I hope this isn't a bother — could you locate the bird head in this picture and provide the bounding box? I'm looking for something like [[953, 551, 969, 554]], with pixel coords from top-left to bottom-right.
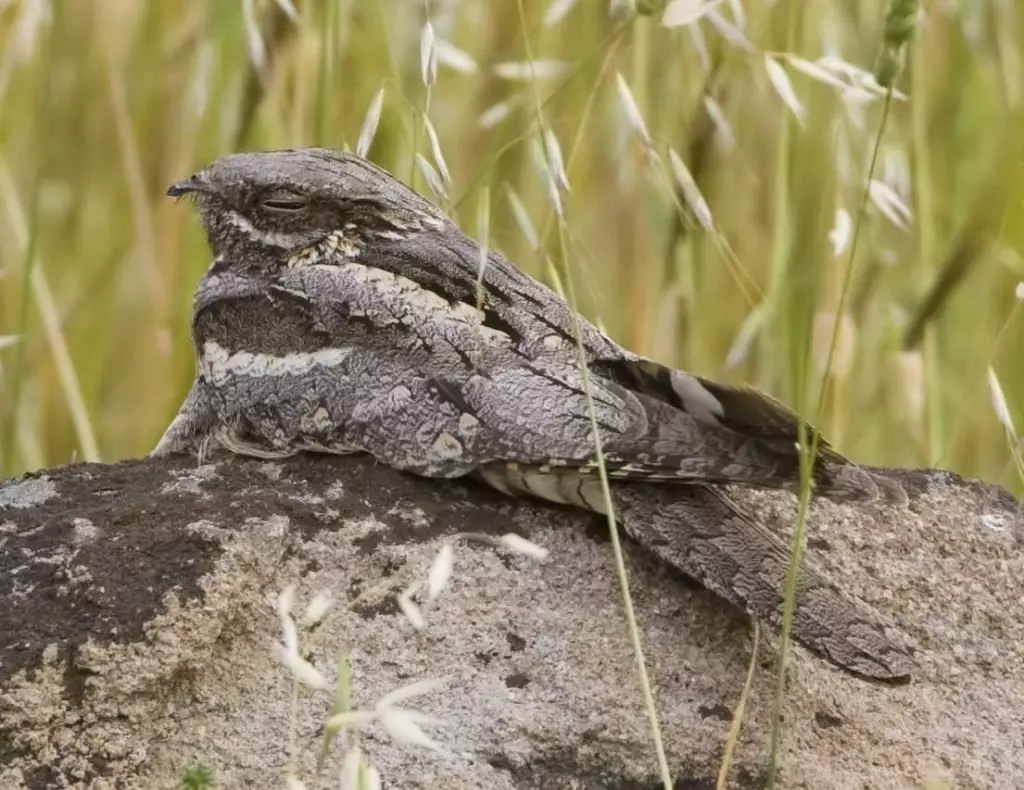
[[167, 148, 450, 268]]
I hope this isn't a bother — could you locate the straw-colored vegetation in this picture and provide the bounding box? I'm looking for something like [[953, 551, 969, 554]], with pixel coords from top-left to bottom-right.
[[0, 0, 1021, 493]]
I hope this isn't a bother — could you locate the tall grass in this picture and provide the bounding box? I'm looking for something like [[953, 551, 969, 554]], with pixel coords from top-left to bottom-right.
[[0, 1, 1020, 492]]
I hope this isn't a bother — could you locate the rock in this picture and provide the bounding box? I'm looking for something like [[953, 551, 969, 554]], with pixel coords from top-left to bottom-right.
[[0, 454, 1021, 789]]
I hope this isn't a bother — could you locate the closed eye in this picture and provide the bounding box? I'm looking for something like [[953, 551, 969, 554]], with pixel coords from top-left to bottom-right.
[[262, 197, 307, 211], [259, 189, 308, 212]]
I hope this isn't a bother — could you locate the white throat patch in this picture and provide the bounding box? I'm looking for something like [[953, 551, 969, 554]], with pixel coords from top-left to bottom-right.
[[225, 210, 310, 249]]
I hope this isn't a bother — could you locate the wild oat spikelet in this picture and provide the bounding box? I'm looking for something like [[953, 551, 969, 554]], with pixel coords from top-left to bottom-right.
[[875, 0, 919, 88]]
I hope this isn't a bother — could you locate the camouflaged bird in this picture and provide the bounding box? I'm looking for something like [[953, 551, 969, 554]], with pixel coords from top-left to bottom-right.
[[155, 148, 915, 681]]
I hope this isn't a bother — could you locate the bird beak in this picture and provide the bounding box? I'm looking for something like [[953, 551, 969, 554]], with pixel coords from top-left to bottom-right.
[[166, 176, 210, 198]]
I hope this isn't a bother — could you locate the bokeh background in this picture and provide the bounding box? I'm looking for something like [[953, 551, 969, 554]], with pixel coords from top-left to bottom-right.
[[0, 0, 1021, 495]]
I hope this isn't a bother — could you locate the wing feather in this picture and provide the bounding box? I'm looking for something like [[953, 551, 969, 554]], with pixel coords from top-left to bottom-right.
[[191, 257, 902, 502]]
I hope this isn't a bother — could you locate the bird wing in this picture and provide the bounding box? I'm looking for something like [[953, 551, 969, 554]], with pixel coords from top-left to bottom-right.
[[192, 259, 891, 500], [590, 355, 847, 460], [588, 354, 906, 503]]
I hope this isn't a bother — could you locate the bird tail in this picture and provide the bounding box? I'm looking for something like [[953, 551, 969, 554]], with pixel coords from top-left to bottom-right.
[[611, 482, 915, 681], [593, 456, 909, 507], [810, 461, 910, 506]]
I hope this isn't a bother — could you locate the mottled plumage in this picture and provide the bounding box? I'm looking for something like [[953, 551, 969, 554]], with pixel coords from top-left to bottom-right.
[[156, 148, 914, 681]]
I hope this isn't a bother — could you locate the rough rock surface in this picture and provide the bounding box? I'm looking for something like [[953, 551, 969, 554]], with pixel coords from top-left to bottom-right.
[[0, 454, 1021, 790]]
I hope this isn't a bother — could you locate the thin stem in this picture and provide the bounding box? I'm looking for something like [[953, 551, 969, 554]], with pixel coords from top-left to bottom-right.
[[766, 83, 898, 790], [764, 421, 813, 788], [514, 1, 671, 783], [816, 93, 893, 417], [761, 3, 798, 397], [315, 0, 338, 146], [717, 623, 760, 790], [762, 2, 799, 777], [910, 22, 941, 465], [3, 4, 61, 474], [561, 223, 674, 790]]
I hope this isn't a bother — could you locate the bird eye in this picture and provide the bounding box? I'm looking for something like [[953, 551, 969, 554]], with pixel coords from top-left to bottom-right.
[[260, 191, 307, 212]]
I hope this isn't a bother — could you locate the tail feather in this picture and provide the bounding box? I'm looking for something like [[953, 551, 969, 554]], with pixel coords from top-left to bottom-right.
[[589, 456, 908, 506], [591, 355, 910, 505], [822, 463, 909, 506], [613, 482, 915, 681]]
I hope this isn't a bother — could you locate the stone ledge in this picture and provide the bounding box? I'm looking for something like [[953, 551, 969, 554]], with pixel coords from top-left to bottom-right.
[[0, 454, 1021, 789]]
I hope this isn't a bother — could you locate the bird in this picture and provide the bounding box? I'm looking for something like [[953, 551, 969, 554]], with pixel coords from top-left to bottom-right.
[[155, 147, 914, 681]]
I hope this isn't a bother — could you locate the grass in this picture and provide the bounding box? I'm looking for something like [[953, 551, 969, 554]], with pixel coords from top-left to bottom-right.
[[179, 760, 215, 790], [0, 0, 1019, 491], [1, 0, 1022, 786]]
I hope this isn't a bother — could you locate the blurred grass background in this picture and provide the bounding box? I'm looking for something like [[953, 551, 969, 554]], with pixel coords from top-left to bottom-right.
[[0, 0, 1021, 495]]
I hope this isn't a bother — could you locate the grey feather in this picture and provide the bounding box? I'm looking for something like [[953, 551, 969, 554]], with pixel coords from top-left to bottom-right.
[[157, 148, 915, 680], [614, 483, 914, 680]]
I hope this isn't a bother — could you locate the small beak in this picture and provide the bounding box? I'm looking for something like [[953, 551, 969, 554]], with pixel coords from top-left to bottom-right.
[[166, 176, 210, 198]]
